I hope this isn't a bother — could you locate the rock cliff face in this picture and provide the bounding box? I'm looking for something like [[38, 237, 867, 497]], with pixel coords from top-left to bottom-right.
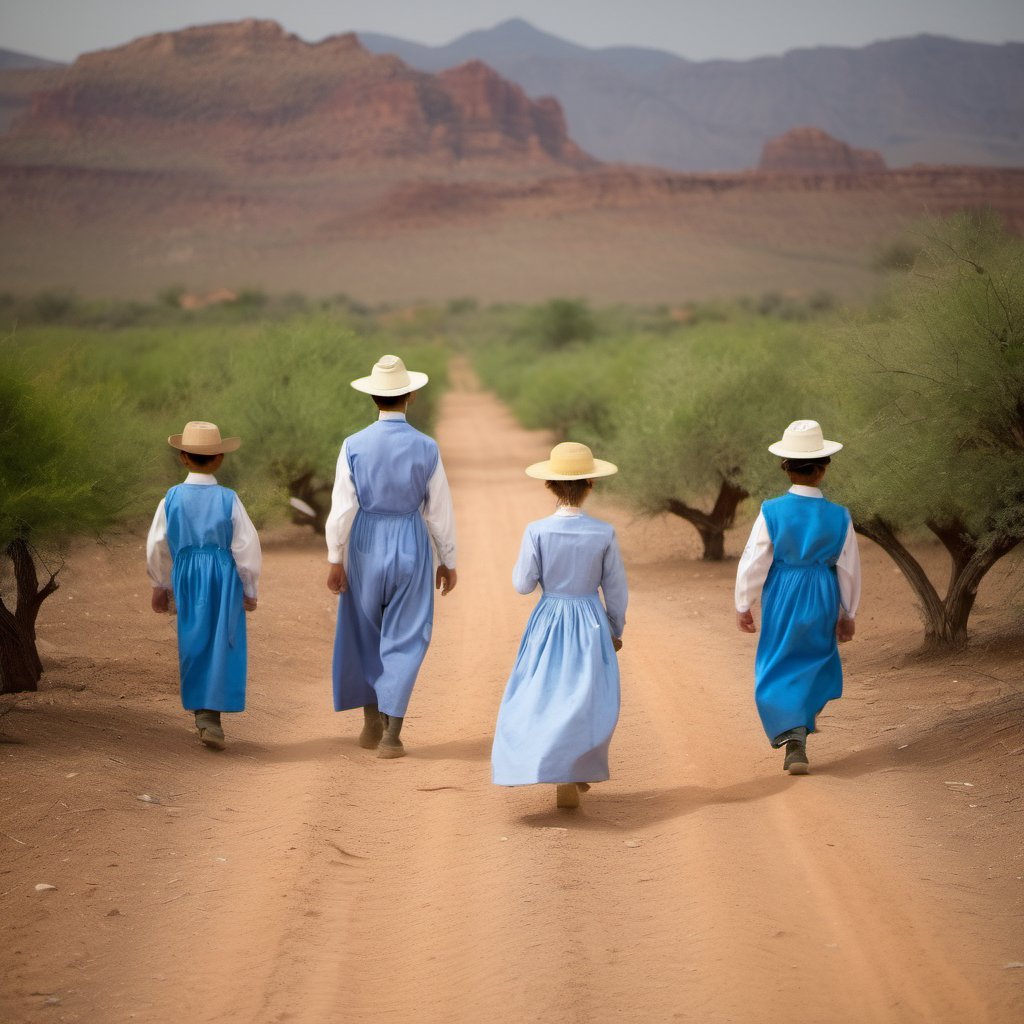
[[4, 20, 593, 172], [758, 127, 887, 174]]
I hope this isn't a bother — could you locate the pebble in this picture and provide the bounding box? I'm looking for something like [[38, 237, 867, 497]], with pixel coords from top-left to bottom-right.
[[137, 794, 160, 804], [1004, 962, 1024, 970], [35, 884, 57, 892]]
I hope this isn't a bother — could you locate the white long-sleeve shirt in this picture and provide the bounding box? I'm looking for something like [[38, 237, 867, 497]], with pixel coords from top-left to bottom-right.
[[146, 473, 262, 599], [734, 485, 861, 618], [325, 412, 457, 568]]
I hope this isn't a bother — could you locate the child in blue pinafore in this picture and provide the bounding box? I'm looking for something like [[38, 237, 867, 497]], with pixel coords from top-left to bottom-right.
[[492, 442, 628, 810], [735, 420, 860, 774], [147, 421, 261, 750], [326, 355, 457, 760]]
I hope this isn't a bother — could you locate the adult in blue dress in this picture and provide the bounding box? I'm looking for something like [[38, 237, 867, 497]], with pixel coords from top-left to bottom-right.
[[493, 442, 628, 809], [326, 355, 457, 759], [735, 420, 861, 774], [147, 421, 262, 750]]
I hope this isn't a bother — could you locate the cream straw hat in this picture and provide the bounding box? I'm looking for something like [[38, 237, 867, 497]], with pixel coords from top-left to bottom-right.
[[168, 421, 240, 454], [525, 441, 618, 481], [350, 354, 429, 397], [768, 420, 843, 459]]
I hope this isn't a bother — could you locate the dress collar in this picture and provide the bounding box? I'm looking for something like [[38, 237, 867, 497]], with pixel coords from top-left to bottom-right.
[[184, 472, 217, 485], [553, 505, 583, 518], [378, 411, 407, 422], [789, 484, 823, 498]]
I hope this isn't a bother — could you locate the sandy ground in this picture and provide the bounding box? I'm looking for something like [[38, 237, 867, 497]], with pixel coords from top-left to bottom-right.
[[2, 363, 1023, 1023]]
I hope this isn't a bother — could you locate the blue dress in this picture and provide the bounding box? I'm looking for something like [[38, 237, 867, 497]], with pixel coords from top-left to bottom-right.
[[164, 483, 247, 712], [492, 512, 628, 786], [755, 493, 850, 742], [332, 419, 439, 718]]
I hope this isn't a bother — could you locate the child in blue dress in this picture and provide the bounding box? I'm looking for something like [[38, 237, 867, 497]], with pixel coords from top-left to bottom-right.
[[735, 420, 861, 774], [326, 355, 457, 759], [147, 421, 261, 750], [492, 441, 628, 809]]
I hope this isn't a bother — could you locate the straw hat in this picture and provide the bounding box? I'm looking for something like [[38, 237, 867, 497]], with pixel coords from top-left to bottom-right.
[[525, 441, 618, 480], [168, 421, 241, 455], [768, 420, 843, 459], [350, 354, 429, 396]]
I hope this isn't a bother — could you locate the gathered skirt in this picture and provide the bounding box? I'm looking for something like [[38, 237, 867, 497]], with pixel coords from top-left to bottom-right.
[[173, 545, 247, 712], [492, 592, 620, 785], [332, 508, 434, 717], [755, 563, 842, 741]]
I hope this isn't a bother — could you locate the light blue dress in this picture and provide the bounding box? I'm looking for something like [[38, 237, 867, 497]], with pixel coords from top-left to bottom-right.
[[755, 493, 850, 742], [492, 511, 628, 786], [164, 483, 247, 712], [332, 419, 439, 717]]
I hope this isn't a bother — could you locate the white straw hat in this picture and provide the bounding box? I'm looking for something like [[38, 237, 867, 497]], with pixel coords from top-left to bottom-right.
[[350, 354, 429, 396], [768, 420, 843, 459], [525, 441, 618, 481], [168, 421, 240, 454]]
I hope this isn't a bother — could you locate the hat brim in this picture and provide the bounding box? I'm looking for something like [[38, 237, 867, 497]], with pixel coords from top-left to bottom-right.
[[168, 435, 241, 455], [768, 440, 843, 458], [525, 458, 618, 481], [350, 371, 429, 396]]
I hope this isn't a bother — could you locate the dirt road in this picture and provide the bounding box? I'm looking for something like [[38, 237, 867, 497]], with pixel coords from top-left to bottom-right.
[[3, 363, 1022, 1023]]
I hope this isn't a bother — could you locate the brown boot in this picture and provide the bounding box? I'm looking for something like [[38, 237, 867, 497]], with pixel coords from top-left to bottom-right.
[[555, 784, 580, 809], [358, 704, 384, 749], [784, 740, 809, 775], [377, 713, 406, 759], [195, 710, 225, 750]]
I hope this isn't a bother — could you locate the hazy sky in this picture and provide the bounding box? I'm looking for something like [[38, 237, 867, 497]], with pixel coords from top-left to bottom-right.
[[2, 0, 1023, 63]]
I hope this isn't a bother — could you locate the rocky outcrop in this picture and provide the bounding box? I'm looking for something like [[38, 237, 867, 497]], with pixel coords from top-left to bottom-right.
[[758, 127, 887, 174], [3, 20, 594, 173]]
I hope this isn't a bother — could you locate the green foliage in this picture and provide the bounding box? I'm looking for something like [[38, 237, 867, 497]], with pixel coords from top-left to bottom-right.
[[831, 211, 1024, 543], [870, 237, 921, 273], [528, 299, 597, 349], [0, 349, 147, 548]]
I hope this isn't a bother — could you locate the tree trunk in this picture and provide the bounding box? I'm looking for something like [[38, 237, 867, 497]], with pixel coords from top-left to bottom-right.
[[288, 471, 331, 535], [665, 479, 749, 561], [0, 539, 59, 694], [855, 516, 1022, 647]]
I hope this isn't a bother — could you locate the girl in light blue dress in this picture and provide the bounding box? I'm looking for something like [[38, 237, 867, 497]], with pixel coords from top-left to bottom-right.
[[492, 442, 628, 809], [735, 420, 861, 774]]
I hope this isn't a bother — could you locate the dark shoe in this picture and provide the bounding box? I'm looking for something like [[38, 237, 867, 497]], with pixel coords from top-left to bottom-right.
[[784, 740, 809, 775], [195, 710, 225, 750], [556, 784, 580, 809], [358, 706, 384, 749], [377, 734, 406, 759]]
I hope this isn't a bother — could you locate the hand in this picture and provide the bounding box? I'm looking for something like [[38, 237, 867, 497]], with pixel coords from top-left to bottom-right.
[[737, 609, 756, 634], [151, 588, 170, 613], [612, 636, 623, 652], [327, 563, 348, 594], [436, 565, 457, 596], [243, 597, 258, 612], [836, 616, 856, 643]]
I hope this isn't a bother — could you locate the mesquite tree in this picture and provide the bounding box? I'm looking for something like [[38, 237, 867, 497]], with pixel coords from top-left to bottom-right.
[[833, 212, 1024, 646], [0, 356, 139, 692]]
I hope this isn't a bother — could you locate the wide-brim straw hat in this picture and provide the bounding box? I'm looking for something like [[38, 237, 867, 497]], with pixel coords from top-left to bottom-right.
[[526, 441, 618, 480], [350, 354, 429, 396], [168, 421, 241, 455], [768, 420, 843, 459]]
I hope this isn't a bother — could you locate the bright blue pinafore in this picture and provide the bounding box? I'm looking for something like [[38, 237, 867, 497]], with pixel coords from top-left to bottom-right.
[[332, 420, 438, 718], [164, 483, 247, 712], [755, 493, 850, 742], [492, 513, 628, 786]]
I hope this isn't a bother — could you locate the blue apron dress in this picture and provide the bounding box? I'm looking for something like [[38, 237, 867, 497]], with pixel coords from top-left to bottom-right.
[[755, 492, 850, 742], [492, 513, 628, 786], [164, 483, 247, 712], [332, 419, 439, 718]]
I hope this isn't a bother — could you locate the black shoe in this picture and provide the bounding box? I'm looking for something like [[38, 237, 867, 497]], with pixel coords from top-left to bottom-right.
[[784, 740, 809, 775]]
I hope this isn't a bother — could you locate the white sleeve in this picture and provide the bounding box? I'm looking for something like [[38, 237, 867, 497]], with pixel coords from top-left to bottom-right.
[[146, 499, 173, 590], [231, 497, 262, 600], [735, 511, 773, 612], [325, 440, 359, 566], [836, 519, 861, 619], [422, 454, 457, 568]]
